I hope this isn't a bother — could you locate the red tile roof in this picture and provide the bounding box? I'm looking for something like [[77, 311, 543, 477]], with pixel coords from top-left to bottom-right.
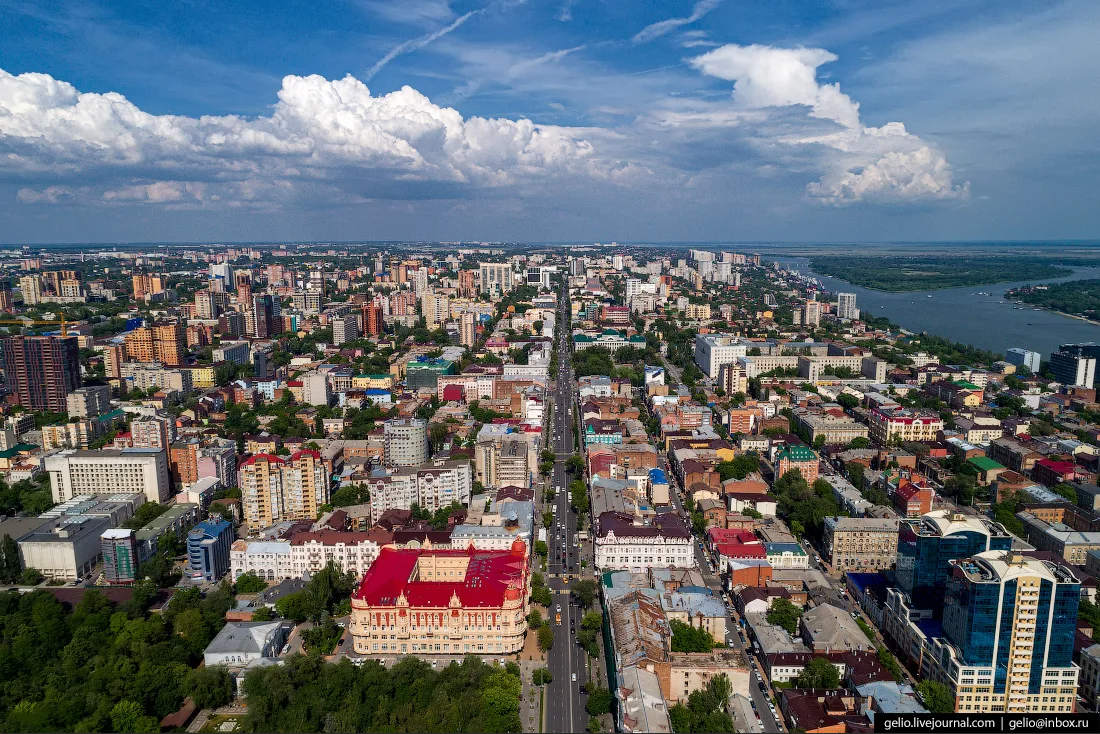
[[353, 545, 527, 609]]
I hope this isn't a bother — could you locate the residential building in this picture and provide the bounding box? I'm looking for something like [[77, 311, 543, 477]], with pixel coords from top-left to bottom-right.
[[383, 418, 429, 467], [349, 544, 529, 656], [65, 385, 111, 418], [355, 458, 472, 522], [332, 314, 360, 345], [1016, 511, 1100, 564], [475, 436, 533, 489], [931, 551, 1080, 713], [459, 312, 477, 348], [823, 516, 899, 572], [239, 450, 330, 531], [836, 292, 859, 321], [693, 334, 750, 379], [1005, 348, 1041, 373], [795, 413, 868, 445], [187, 517, 235, 582], [1, 335, 81, 413], [301, 371, 330, 406], [478, 262, 514, 296], [44, 448, 171, 504], [801, 604, 875, 653], [213, 340, 250, 365], [131, 415, 176, 449]]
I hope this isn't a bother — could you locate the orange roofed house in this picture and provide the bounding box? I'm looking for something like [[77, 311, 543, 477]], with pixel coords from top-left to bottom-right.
[[350, 542, 530, 657]]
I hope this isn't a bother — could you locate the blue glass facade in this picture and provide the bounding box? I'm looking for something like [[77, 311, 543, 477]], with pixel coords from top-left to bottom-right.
[[897, 523, 1011, 612], [187, 518, 234, 582]]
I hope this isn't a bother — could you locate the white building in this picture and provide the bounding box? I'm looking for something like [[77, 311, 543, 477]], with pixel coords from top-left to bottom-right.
[[479, 263, 514, 296], [65, 385, 111, 418], [836, 293, 859, 321], [213, 340, 251, 365], [383, 418, 429, 467], [594, 512, 694, 571], [301, 371, 331, 406], [355, 458, 472, 523], [1005, 347, 1041, 373], [694, 334, 751, 379], [44, 448, 171, 504]]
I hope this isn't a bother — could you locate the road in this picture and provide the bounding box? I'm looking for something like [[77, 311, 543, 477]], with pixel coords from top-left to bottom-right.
[[544, 279, 589, 734]]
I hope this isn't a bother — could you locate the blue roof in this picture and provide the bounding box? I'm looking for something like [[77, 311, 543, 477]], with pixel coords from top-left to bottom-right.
[[648, 468, 668, 483], [845, 572, 887, 593], [365, 388, 390, 395], [916, 618, 944, 639]]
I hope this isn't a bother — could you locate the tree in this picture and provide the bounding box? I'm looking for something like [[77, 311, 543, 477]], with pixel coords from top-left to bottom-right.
[[251, 606, 274, 622], [527, 609, 543, 630], [571, 579, 598, 609], [275, 591, 312, 623], [429, 422, 450, 451], [566, 454, 585, 475], [795, 657, 840, 689], [20, 567, 44, 585], [917, 680, 955, 714], [537, 624, 554, 652], [532, 668, 554, 685], [837, 393, 859, 410], [789, 519, 805, 540], [110, 700, 158, 733], [585, 686, 612, 716], [669, 619, 716, 652], [186, 666, 234, 709], [542, 510, 554, 529], [535, 540, 549, 558], [0, 534, 20, 583], [766, 598, 801, 635], [1052, 483, 1078, 504], [234, 571, 268, 594], [707, 674, 733, 708], [847, 462, 865, 489]]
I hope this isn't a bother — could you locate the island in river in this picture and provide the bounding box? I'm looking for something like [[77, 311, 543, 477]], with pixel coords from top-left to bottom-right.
[[809, 255, 1072, 292], [1006, 279, 1100, 324]]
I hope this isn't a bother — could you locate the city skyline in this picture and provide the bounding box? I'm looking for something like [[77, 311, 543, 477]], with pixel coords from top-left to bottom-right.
[[2, 1, 1098, 244]]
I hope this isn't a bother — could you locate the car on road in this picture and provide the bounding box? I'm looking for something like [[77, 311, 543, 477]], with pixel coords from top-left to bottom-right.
[[571, 673, 577, 682], [556, 604, 561, 612]]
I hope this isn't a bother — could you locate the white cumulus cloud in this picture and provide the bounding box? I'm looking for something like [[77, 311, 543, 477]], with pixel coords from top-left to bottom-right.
[[0, 68, 596, 207], [689, 43, 968, 205]]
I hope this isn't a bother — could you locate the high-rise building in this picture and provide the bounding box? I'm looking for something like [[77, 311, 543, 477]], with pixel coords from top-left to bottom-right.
[[1049, 346, 1097, 388], [252, 294, 278, 338], [1005, 347, 1041, 373], [218, 311, 245, 338], [66, 385, 111, 418], [131, 415, 175, 449], [132, 274, 166, 300], [101, 528, 139, 585], [0, 335, 81, 413], [421, 291, 449, 329], [18, 275, 41, 306], [836, 292, 859, 320], [195, 289, 229, 319], [169, 440, 202, 487], [459, 312, 477, 348], [363, 304, 384, 336], [458, 269, 477, 298], [478, 263, 514, 296], [383, 418, 429, 466], [239, 450, 329, 530], [332, 314, 360, 345], [210, 262, 235, 290], [0, 281, 14, 312], [935, 551, 1079, 713], [896, 510, 1013, 613], [804, 300, 822, 326]]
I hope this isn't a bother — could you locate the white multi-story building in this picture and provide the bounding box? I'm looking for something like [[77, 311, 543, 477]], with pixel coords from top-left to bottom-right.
[[353, 458, 472, 523], [44, 448, 171, 504], [301, 370, 330, 406], [1005, 347, 1041, 373], [693, 334, 751, 379], [65, 385, 111, 418], [479, 263, 514, 296], [867, 408, 944, 444], [332, 314, 360, 345], [230, 531, 387, 581], [594, 512, 694, 571], [836, 293, 859, 321], [383, 418, 429, 466]]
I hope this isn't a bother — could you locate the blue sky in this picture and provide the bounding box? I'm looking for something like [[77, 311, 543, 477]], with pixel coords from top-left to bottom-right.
[[0, 0, 1097, 244]]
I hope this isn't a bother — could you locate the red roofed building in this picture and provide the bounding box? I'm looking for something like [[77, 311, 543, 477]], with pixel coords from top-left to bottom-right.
[[1032, 458, 1088, 487], [441, 384, 465, 403], [350, 542, 530, 656], [893, 478, 935, 518], [239, 450, 329, 531], [707, 527, 759, 552]]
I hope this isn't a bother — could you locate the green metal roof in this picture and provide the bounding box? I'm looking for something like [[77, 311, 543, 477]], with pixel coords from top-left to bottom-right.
[[778, 445, 817, 462], [968, 456, 1005, 472]]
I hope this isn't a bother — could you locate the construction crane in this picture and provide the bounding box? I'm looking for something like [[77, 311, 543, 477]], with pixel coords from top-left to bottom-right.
[[0, 315, 70, 337]]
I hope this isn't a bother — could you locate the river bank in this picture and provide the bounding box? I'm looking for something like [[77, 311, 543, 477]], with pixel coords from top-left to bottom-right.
[[778, 258, 1100, 357]]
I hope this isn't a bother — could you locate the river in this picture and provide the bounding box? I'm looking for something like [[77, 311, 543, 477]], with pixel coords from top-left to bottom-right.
[[776, 258, 1100, 358]]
